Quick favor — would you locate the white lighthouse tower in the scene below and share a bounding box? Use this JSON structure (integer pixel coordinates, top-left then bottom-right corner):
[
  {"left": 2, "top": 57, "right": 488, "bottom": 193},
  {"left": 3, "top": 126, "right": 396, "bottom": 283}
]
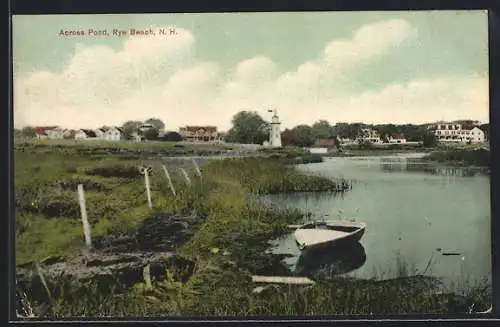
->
[{"left": 269, "top": 109, "right": 282, "bottom": 148}]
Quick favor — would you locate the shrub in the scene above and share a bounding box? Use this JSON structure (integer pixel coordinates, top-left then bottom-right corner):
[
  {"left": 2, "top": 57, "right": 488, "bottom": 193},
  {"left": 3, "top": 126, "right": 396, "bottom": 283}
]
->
[{"left": 85, "top": 165, "right": 142, "bottom": 178}]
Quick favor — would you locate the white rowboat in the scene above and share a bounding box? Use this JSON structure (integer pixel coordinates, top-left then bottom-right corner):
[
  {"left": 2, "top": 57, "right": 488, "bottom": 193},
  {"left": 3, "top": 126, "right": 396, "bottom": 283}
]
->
[{"left": 294, "top": 220, "right": 366, "bottom": 251}]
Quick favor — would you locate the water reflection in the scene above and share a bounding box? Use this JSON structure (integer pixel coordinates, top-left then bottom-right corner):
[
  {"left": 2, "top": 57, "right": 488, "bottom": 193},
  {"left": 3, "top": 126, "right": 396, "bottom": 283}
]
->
[
  {"left": 379, "top": 158, "right": 483, "bottom": 177},
  {"left": 295, "top": 242, "right": 366, "bottom": 279}
]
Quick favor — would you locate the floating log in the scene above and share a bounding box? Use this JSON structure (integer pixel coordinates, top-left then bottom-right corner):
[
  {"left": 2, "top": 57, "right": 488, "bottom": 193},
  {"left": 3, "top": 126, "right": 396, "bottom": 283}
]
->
[{"left": 251, "top": 275, "right": 316, "bottom": 285}]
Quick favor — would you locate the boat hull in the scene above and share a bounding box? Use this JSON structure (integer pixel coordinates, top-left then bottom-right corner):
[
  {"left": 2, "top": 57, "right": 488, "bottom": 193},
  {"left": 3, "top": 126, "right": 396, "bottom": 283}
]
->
[{"left": 295, "top": 226, "right": 365, "bottom": 251}]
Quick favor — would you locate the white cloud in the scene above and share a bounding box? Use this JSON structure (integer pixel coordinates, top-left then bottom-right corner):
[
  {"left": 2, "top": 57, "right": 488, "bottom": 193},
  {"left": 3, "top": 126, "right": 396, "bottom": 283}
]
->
[{"left": 13, "top": 20, "right": 488, "bottom": 132}]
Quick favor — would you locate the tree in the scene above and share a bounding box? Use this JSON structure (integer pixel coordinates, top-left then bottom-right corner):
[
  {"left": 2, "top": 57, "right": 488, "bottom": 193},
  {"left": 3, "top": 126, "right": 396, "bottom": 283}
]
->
[
  {"left": 332, "top": 122, "right": 366, "bottom": 140},
  {"left": 280, "top": 128, "right": 295, "bottom": 146},
  {"left": 479, "top": 123, "right": 489, "bottom": 141},
  {"left": 226, "top": 111, "right": 268, "bottom": 144},
  {"left": 422, "top": 132, "right": 437, "bottom": 147},
  {"left": 381, "top": 133, "right": 389, "bottom": 143},
  {"left": 162, "top": 131, "right": 183, "bottom": 142},
  {"left": 121, "top": 121, "right": 142, "bottom": 139},
  {"left": 21, "top": 126, "right": 37, "bottom": 139},
  {"left": 142, "top": 128, "right": 159, "bottom": 140},
  {"left": 14, "top": 128, "right": 22, "bottom": 139},
  {"left": 144, "top": 118, "right": 165, "bottom": 131},
  {"left": 311, "top": 120, "right": 333, "bottom": 140},
  {"left": 290, "top": 125, "right": 315, "bottom": 147}
]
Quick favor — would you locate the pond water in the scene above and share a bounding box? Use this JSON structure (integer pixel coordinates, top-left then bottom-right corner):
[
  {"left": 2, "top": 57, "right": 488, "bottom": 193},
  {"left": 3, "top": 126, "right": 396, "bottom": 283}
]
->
[{"left": 267, "top": 153, "right": 491, "bottom": 290}]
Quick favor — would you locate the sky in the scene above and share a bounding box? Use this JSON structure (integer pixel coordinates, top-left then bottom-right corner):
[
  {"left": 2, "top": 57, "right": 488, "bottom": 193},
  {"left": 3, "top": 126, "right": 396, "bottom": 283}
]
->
[{"left": 12, "top": 11, "right": 489, "bottom": 131}]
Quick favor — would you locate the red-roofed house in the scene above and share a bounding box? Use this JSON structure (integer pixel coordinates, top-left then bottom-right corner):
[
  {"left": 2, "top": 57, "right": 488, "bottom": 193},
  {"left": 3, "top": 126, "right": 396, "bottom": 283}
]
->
[
  {"left": 34, "top": 126, "right": 66, "bottom": 140},
  {"left": 309, "top": 138, "right": 337, "bottom": 154},
  {"left": 179, "top": 125, "right": 218, "bottom": 142},
  {"left": 388, "top": 133, "right": 407, "bottom": 144}
]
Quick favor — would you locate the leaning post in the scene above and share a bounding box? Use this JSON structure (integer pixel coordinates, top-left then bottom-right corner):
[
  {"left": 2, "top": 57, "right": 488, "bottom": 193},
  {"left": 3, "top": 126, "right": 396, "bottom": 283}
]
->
[
  {"left": 77, "top": 184, "right": 93, "bottom": 250},
  {"left": 140, "top": 166, "right": 153, "bottom": 210}
]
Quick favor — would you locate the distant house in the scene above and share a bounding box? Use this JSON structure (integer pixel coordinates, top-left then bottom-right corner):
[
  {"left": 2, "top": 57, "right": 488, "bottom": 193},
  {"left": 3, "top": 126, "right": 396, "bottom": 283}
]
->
[
  {"left": 103, "top": 127, "right": 125, "bottom": 141},
  {"left": 34, "top": 126, "right": 65, "bottom": 140},
  {"left": 94, "top": 128, "right": 107, "bottom": 139},
  {"left": 309, "top": 139, "right": 337, "bottom": 154},
  {"left": 338, "top": 137, "right": 354, "bottom": 145},
  {"left": 468, "top": 127, "right": 486, "bottom": 143},
  {"left": 179, "top": 125, "right": 218, "bottom": 142},
  {"left": 356, "top": 128, "right": 382, "bottom": 144},
  {"left": 75, "top": 129, "right": 97, "bottom": 140},
  {"left": 138, "top": 123, "right": 156, "bottom": 133},
  {"left": 216, "top": 132, "right": 227, "bottom": 143},
  {"left": 131, "top": 131, "right": 145, "bottom": 142},
  {"left": 388, "top": 133, "right": 407, "bottom": 144},
  {"left": 434, "top": 122, "right": 485, "bottom": 143}
]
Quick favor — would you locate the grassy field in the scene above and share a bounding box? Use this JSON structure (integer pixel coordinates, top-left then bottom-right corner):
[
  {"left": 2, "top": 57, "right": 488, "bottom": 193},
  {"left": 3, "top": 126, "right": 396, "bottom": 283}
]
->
[{"left": 14, "top": 140, "right": 491, "bottom": 318}]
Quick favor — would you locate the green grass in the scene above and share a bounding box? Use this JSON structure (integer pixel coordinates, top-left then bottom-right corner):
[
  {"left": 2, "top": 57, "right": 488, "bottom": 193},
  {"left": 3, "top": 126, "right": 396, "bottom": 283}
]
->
[
  {"left": 15, "top": 138, "right": 236, "bottom": 150},
  {"left": 14, "top": 144, "right": 337, "bottom": 264}
]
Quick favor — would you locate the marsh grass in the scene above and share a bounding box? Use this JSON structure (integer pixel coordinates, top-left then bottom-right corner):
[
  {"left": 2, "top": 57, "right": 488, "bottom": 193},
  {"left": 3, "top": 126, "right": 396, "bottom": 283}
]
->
[
  {"left": 16, "top": 256, "right": 491, "bottom": 318},
  {"left": 423, "top": 148, "right": 489, "bottom": 167},
  {"left": 14, "top": 142, "right": 491, "bottom": 317}
]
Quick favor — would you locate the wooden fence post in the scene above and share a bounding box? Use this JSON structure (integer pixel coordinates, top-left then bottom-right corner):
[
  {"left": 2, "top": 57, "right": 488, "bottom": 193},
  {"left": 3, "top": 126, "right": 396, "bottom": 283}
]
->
[
  {"left": 180, "top": 168, "right": 191, "bottom": 186},
  {"left": 143, "top": 264, "right": 153, "bottom": 291},
  {"left": 192, "top": 158, "right": 202, "bottom": 178},
  {"left": 77, "top": 184, "right": 93, "bottom": 250},
  {"left": 161, "top": 164, "right": 176, "bottom": 196},
  {"left": 141, "top": 167, "right": 153, "bottom": 210}
]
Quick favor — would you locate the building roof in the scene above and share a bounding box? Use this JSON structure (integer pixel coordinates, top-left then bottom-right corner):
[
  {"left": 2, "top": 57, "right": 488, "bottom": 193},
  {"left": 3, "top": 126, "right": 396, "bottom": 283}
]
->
[
  {"left": 106, "top": 127, "right": 124, "bottom": 133},
  {"left": 79, "top": 129, "right": 97, "bottom": 137},
  {"left": 461, "top": 126, "right": 483, "bottom": 131},
  {"left": 181, "top": 126, "right": 218, "bottom": 133},
  {"left": 34, "top": 126, "right": 59, "bottom": 135},
  {"left": 311, "top": 139, "right": 336, "bottom": 148},
  {"left": 391, "top": 133, "right": 405, "bottom": 139}
]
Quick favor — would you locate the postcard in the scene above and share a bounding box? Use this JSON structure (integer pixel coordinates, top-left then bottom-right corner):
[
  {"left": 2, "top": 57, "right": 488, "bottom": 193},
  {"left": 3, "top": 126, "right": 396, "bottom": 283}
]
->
[{"left": 12, "top": 11, "right": 491, "bottom": 318}]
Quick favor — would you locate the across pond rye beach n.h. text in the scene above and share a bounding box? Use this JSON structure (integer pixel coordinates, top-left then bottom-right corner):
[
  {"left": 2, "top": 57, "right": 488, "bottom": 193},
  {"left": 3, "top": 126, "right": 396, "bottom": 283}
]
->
[{"left": 58, "top": 27, "right": 178, "bottom": 37}]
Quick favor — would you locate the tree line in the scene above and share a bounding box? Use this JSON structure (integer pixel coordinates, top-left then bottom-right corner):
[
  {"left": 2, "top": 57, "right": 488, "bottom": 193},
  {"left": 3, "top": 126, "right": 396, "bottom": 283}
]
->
[
  {"left": 224, "top": 111, "right": 490, "bottom": 147},
  {"left": 13, "top": 110, "right": 489, "bottom": 147}
]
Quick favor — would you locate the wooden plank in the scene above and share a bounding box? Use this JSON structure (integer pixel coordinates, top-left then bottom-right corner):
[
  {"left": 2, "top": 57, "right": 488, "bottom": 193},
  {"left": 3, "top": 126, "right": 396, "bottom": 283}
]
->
[{"left": 251, "top": 275, "right": 316, "bottom": 285}]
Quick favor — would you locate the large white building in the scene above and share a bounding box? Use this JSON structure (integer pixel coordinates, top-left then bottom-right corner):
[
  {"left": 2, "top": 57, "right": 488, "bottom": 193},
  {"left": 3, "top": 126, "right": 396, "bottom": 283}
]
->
[
  {"left": 356, "top": 128, "right": 382, "bottom": 144},
  {"left": 434, "top": 123, "right": 485, "bottom": 143}
]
